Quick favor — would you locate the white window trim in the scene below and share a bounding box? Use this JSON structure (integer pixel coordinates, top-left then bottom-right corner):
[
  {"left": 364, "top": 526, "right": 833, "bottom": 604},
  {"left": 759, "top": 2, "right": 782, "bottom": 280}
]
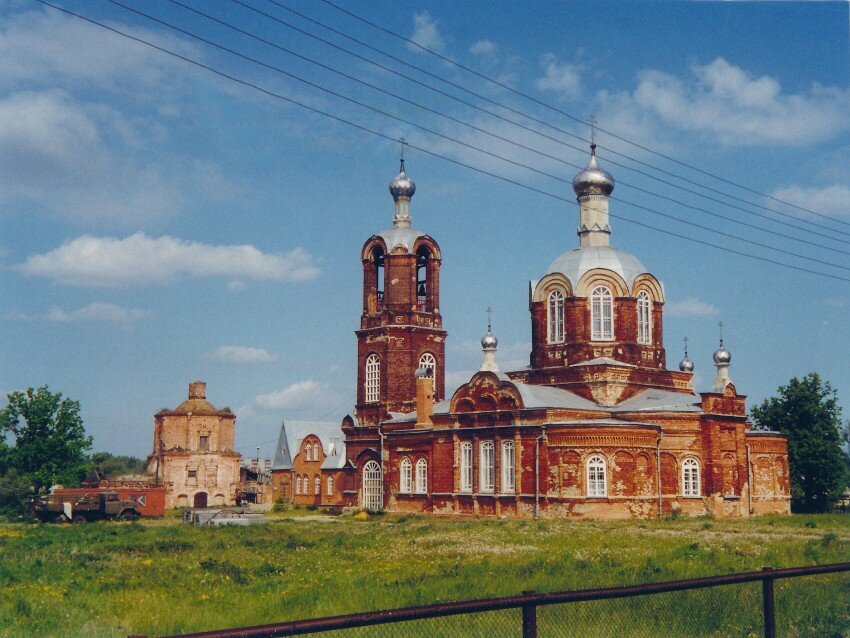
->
[
  {"left": 418, "top": 352, "right": 437, "bottom": 382},
  {"left": 591, "top": 285, "right": 614, "bottom": 342},
  {"left": 314, "top": 475, "right": 320, "bottom": 495},
  {"left": 682, "top": 458, "right": 701, "bottom": 498},
  {"left": 326, "top": 475, "right": 334, "bottom": 496},
  {"left": 460, "top": 442, "right": 473, "bottom": 493},
  {"left": 547, "top": 290, "right": 565, "bottom": 344},
  {"left": 637, "top": 290, "right": 652, "bottom": 345},
  {"left": 400, "top": 458, "right": 412, "bottom": 494},
  {"left": 415, "top": 458, "right": 428, "bottom": 494},
  {"left": 480, "top": 441, "right": 495, "bottom": 494},
  {"left": 586, "top": 454, "right": 607, "bottom": 497},
  {"left": 295, "top": 475, "right": 302, "bottom": 495},
  {"left": 365, "top": 354, "right": 380, "bottom": 403},
  {"left": 501, "top": 441, "right": 515, "bottom": 494}
]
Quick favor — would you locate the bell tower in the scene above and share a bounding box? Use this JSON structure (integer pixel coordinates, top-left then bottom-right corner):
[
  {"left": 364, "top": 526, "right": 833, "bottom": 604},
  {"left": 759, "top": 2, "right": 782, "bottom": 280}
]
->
[{"left": 355, "top": 154, "right": 447, "bottom": 425}]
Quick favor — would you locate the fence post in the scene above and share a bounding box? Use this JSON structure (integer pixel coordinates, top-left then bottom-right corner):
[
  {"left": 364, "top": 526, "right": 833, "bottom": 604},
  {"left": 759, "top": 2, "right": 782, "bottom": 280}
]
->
[
  {"left": 521, "top": 591, "right": 538, "bottom": 638},
  {"left": 762, "top": 567, "right": 775, "bottom": 638}
]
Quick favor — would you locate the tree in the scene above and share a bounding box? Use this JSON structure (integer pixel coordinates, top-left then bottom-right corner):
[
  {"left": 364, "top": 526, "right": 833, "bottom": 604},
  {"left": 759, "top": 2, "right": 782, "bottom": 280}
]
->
[
  {"left": 90, "top": 452, "right": 147, "bottom": 479},
  {"left": 0, "top": 386, "right": 92, "bottom": 492},
  {"left": 751, "top": 373, "right": 848, "bottom": 513}
]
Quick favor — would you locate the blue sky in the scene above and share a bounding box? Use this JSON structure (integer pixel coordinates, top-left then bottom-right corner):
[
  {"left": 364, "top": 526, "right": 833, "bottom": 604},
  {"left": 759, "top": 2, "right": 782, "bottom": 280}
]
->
[{"left": 1, "top": 0, "right": 849, "bottom": 459}]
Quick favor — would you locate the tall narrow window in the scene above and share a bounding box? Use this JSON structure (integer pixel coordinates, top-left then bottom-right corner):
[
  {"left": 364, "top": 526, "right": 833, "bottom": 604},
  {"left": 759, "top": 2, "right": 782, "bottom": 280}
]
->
[
  {"left": 418, "top": 352, "right": 436, "bottom": 385},
  {"left": 501, "top": 441, "right": 516, "bottom": 494},
  {"left": 314, "top": 475, "right": 320, "bottom": 495},
  {"left": 637, "top": 291, "right": 652, "bottom": 345},
  {"left": 327, "top": 475, "right": 334, "bottom": 496},
  {"left": 295, "top": 475, "right": 302, "bottom": 495},
  {"left": 480, "top": 441, "right": 495, "bottom": 493},
  {"left": 591, "top": 285, "right": 614, "bottom": 341},
  {"left": 362, "top": 460, "right": 383, "bottom": 512},
  {"left": 682, "top": 458, "right": 701, "bottom": 497},
  {"left": 586, "top": 455, "right": 607, "bottom": 497},
  {"left": 400, "top": 457, "right": 412, "bottom": 494},
  {"left": 547, "top": 290, "right": 565, "bottom": 343},
  {"left": 460, "top": 442, "right": 473, "bottom": 493},
  {"left": 199, "top": 435, "right": 209, "bottom": 451},
  {"left": 365, "top": 354, "right": 380, "bottom": 402},
  {"left": 415, "top": 458, "right": 428, "bottom": 494}
]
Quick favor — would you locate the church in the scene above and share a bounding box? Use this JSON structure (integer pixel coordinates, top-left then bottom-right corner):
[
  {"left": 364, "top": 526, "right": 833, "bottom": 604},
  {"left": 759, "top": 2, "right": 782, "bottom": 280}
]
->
[{"left": 271, "top": 145, "right": 790, "bottom": 519}]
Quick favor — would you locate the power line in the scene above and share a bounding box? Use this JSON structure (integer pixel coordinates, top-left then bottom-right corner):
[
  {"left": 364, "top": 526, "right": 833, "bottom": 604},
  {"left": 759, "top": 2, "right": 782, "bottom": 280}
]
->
[
  {"left": 157, "top": 0, "right": 850, "bottom": 259},
  {"left": 35, "top": 0, "right": 850, "bottom": 285},
  {"left": 100, "top": 0, "right": 850, "bottom": 272},
  {"left": 317, "top": 0, "right": 850, "bottom": 227}
]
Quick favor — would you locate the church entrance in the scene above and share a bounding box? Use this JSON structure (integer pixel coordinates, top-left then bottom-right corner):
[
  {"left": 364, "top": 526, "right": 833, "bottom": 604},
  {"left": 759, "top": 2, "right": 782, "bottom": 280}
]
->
[
  {"left": 362, "top": 461, "right": 383, "bottom": 512},
  {"left": 193, "top": 492, "right": 208, "bottom": 509}
]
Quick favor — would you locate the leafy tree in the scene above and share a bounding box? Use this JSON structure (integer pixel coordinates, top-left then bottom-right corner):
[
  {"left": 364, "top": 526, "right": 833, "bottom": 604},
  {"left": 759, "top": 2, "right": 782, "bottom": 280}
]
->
[
  {"left": 90, "top": 452, "right": 147, "bottom": 479},
  {"left": 0, "top": 386, "right": 92, "bottom": 492},
  {"left": 751, "top": 373, "right": 848, "bottom": 513}
]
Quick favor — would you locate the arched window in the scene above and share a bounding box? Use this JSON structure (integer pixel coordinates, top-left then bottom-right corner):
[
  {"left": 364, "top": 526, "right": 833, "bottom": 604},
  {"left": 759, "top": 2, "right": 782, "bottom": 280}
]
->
[
  {"left": 295, "top": 475, "right": 302, "bottom": 495},
  {"left": 586, "top": 455, "right": 607, "bottom": 497},
  {"left": 304, "top": 443, "right": 312, "bottom": 461},
  {"left": 591, "top": 285, "right": 614, "bottom": 341},
  {"left": 400, "top": 457, "right": 412, "bottom": 494},
  {"left": 418, "top": 352, "right": 436, "bottom": 378},
  {"left": 314, "top": 475, "right": 320, "bottom": 495},
  {"left": 501, "top": 441, "right": 515, "bottom": 493},
  {"left": 416, "top": 246, "right": 430, "bottom": 303},
  {"left": 365, "top": 354, "right": 380, "bottom": 402},
  {"left": 480, "top": 441, "right": 495, "bottom": 494},
  {"left": 547, "top": 290, "right": 565, "bottom": 343},
  {"left": 637, "top": 291, "right": 652, "bottom": 345},
  {"left": 373, "top": 246, "right": 385, "bottom": 305},
  {"left": 415, "top": 458, "right": 428, "bottom": 494},
  {"left": 362, "top": 460, "right": 383, "bottom": 511},
  {"left": 326, "top": 475, "right": 334, "bottom": 496},
  {"left": 460, "top": 442, "right": 473, "bottom": 493},
  {"left": 682, "top": 458, "right": 700, "bottom": 497}
]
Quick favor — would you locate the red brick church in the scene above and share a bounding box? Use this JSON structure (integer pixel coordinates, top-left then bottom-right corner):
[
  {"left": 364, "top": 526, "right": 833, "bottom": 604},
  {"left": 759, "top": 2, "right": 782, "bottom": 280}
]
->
[{"left": 272, "top": 148, "right": 790, "bottom": 519}]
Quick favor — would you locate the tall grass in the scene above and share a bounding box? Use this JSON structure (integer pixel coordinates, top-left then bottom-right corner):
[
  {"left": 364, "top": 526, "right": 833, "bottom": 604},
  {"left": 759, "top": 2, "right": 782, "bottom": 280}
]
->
[{"left": 0, "top": 514, "right": 848, "bottom": 637}]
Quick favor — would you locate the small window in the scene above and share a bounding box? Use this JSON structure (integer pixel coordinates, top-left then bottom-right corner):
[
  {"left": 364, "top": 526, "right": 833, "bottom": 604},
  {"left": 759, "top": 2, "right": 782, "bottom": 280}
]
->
[
  {"left": 199, "top": 435, "right": 209, "bottom": 451},
  {"left": 295, "top": 475, "right": 302, "bottom": 494},
  {"left": 547, "top": 290, "right": 565, "bottom": 344},
  {"left": 460, "top": 442, "right": 473, "bottom": 493},
  {"left": 187, "top": 469, "right": 197, "bottom": 479},
  {"left": 682, "top": 458, "right": 701, "bottom": 497},
  {"left": 586, "top": 455, "right": 607, "bottom": 497},
  {"left": 365, "top": 354, "right": 380, "bottom": 403},
  {"left": 501, "top": 441, "right": 515, "bottom": 494},
  {"left": 480, "top": 442, "right": 495, "bottom": 494},
  {"left": 418, "top": 352, "right": 437, "bottom": 385},
  {"left": 591, "top": 285, "right": 614, "bottom": 341},
  {"left": 415, "top": 458, "right": 428, "bottom": 494},
  {"left": 400, "top": 458, "right": 412, "bottom": 494},
  {"left": 637, "top": 291, "right": 652, "bottom": 345},
  {"left": 314, "top": 475, "right": 320, "bottom": 495},
  {"left": 327, "top": 475, "right": 334, "bottom": 496}
]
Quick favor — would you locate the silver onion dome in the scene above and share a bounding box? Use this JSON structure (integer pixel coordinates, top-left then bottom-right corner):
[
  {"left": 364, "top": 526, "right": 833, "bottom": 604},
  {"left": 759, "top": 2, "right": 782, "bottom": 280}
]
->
[
  {"left": 481, "top": 329, "right": 498, "bottom": 351},
  {"left": 713, "top": 346, "right": 731, "bottom": 365},
  {"left": 389, "top": 158, "right": 416, "bottom": 200},
  {"left": 573, "top": 144, "right": 615, "bottom": 198},
  {"left": 679, "top": 357, "right": 694, "bottom": 373}
]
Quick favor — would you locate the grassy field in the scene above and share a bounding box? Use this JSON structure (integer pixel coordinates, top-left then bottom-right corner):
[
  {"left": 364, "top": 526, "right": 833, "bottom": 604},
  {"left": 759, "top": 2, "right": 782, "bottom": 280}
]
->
[{"left": 0, "top": 512, "right": 849, "bottom": 637}]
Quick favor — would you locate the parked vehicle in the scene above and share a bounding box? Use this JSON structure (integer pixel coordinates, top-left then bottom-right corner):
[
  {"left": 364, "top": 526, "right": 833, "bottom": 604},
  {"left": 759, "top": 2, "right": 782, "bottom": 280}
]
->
[{"left": 30, "top": 490, "right": 140, "bottom": 523}]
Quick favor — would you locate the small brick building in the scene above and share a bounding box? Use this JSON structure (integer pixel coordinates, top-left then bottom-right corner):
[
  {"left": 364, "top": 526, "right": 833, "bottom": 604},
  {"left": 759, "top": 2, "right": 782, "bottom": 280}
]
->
[
  {"left": 270, "top": 421, "right": 346, "bottom": 507},
  {"left": 304, "top": 150, "right": 790, "bottom": 519}
]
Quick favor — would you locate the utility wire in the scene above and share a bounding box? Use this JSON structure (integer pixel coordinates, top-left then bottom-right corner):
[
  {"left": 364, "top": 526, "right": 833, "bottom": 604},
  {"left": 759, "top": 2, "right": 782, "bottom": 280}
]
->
[
  {"left": 35, "top": 0, "right": 850, "bottom": 285},
  {"left": 101, "top": 0, "right": 850, "bottom": 273},
  {"left": 317, "top": 0, "right": 850, "bottom": 227},
  {"left": 253, "top": 0, "right": 850, "bottom": 240},
  {"left": 159, "top": 0, "right": 850, "bottom": 259}
]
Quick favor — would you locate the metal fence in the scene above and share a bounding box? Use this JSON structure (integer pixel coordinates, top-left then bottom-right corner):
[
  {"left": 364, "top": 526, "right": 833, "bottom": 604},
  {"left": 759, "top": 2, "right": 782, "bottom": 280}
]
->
[{"left": 158, "top": 562, "right": 849, "bottom": 638}]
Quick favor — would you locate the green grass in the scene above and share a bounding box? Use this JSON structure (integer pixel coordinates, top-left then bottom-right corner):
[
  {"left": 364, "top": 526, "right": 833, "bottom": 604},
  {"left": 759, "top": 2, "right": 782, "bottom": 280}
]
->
[{"left": 0, "top": 514, "right": 848, "bottom": 637}]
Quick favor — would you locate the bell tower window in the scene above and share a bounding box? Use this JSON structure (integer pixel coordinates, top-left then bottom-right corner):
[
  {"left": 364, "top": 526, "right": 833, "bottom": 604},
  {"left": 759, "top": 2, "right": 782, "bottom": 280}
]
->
[
  {"left": 416, "top": 246, "right": 430, "bottom": 311},
  {"left": 547, "top": 290, "right": 565, "bottom": 344},
  {"left": 373, "top": 247, "right": 385, "bottom": 305},
  {"left": 637, "top": 290, "right": 652, "bottom": 345},
  {"left": 418, "top": 352, "right": 436, "bottom": 383},
  {"left": 365, "top": 354, "right": 380, "bottom": 403},
  {"left": 591, "top": 285, "right": 613, "bottom": 341}
]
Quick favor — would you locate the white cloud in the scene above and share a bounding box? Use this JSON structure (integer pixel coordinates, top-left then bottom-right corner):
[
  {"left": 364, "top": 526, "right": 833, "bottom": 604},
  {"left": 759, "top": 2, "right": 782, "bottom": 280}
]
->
[
  {"left": 206, "top": 346, "right": 277, "bottom": 365},
  {"left": 255, "top": 380, "right": 328, "bottom": 410},
  {"left": 535, "top": 54, "right": 581, "bottom": 99},
  {"left": 665, "top": 297, "right": 721, "bottom": 318},
  {"left": 46, "top": 302, "right": 149, "bottom": 324},
  {"left": 408, "top": 12, "right": 444, "bottom": 52},
  {"left": 769, "top": 184, "right": 850, "bottom": 218},
  {"left": 16, "top": 233, "right": 321, "bottom": 287},
  {"left": 470, "top": 40, "right": 497, "bottom": 57},
  {"left": 630, "top": 57, "right": 850, "bottom": 145},
  {"left": 227, "top": 280, "right": 246, "bottom": 292}
]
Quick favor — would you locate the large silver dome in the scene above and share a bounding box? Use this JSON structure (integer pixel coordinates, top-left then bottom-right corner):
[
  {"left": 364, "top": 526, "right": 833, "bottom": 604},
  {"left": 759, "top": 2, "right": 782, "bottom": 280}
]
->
[
  {"left": 547, "top": 245, "right": 649, "bottom": 288},
  {"left": 481, "top": 329, "right": 498, "bottom": 351},
  {"left": 679, "top": 357, "right": 694, "bottom": 373},
  {"left": 573, "top": 144, "right": 615, "bottom": 198},
  {"left": 713, "top": 346, "right": 731, "bottom": 365},
  {"left": 389, "top": 159, "right": 416, "bottom": 200}
]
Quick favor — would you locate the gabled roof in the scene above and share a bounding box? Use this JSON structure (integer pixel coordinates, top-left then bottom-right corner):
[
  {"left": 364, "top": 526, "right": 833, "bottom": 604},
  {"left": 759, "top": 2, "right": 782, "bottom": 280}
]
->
[
  {"left": 572, "top": 357, "right": 637, "bottom": 368},
  {"left": 511, "top": 382, "right": 600, "bottom": 410},
  {"left": 271, "top": 420, "right": 345, "bottom": 470},
  {"left": 611, "top": 389, "right": 702, "bottom": 413}
]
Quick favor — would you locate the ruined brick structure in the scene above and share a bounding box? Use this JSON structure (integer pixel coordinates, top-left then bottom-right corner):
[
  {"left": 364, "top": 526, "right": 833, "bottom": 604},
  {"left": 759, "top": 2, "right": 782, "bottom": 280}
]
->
[
  {"left": 147, "top": 381, "right": 242, "bottom": 509},
  {"left": 280, "top": 150, "right": 790, "bottom": 518}
]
